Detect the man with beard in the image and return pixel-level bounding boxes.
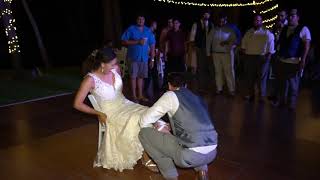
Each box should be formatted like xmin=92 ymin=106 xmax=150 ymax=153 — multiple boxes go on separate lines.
xmin=276 ymin=9 xmax=311 ymax=110
xmin=121 ymin=15 xmax=156 ymax=102
xmin=190 ymin=10 xmax=214 ymax=92
xmin=241 ymin=14 xmax=275 ymax=102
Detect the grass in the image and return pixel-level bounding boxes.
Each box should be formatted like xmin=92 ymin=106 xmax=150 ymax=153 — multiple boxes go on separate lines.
xmin=0 ymin=66 xmax=198 ymax=106
xmin=0 ymin=67 xmax=82 ymax=106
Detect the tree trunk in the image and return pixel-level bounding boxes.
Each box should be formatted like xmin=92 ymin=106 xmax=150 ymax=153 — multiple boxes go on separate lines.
xmin=21 ymin=0 xmax=50 ymax=69
xmin=102 ymin=0 xmax=122 ymax=48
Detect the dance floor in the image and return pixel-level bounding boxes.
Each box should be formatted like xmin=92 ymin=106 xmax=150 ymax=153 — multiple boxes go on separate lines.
xmin=1 ymin=84 xmax=320 ymax=180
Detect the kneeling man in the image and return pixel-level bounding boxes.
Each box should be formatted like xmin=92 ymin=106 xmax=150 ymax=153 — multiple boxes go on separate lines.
xmin=139 ymin=72 xmax=218 ymax=180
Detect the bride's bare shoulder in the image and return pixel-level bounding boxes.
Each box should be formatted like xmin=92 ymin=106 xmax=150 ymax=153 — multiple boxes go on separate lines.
xmin=81 ymin=74 xmax=95 ymax=87
xmin=114 ymin=64 xmax=121 ymax=75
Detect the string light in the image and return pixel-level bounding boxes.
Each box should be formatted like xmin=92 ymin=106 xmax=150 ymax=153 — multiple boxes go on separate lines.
xmin=1 ymin=8 xmax=12 ymax=15
xmin=259 ymin=4 xmax=278 ymax=14
xmin=253 ymin=4 xmax=278 ymax=14
xmin=153 ymin=0 xmax=274 ymax=7
xmin=0 ymin=0 xmax=20 ymax=53
xmin=155 ymin=0 xmax=279 ymax=31
xmin=262 ymin=15 xmax=277 ymax=23
xmin=265 ymin=23 xmax=275 ymax=29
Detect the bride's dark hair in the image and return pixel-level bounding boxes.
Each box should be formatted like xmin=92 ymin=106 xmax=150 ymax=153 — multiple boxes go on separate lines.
xmin=82 ymin=47 xmax=116 ymax=74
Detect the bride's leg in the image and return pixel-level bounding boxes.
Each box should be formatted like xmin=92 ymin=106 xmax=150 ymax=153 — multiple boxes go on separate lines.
xmin=142 ymin=151 xmax=159 ymax=173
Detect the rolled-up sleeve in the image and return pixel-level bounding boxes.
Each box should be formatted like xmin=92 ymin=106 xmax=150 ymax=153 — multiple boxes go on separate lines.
xmin=189 ymin=23 xmax=197 ymax=41
xmin=121 ymin=27 xmax=131 ymax=41
xmin=140 ymin=92 xmax=176 ymax=128
xmin=266 ymin=31 xmax=275 ymax=54
xmin=300 ymin=26 xmax=312 ymax=41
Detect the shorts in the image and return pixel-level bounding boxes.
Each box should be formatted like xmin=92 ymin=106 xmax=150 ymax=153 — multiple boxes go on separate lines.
xmin=129 ymin=61 xmax=148 ymax=78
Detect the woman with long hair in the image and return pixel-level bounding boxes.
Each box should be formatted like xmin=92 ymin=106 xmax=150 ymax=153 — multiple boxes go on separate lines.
xmin=73 ymin=47 xmax=158 ymax=172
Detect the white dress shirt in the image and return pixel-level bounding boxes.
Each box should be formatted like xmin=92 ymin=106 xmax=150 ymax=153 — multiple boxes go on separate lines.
xmin=206 ymin=26 xmax=236 ymax=55
xmin=241 ymin=27 xmax=275 ymax=55
xmin=140 ymin=90 xmax=217 ymax=154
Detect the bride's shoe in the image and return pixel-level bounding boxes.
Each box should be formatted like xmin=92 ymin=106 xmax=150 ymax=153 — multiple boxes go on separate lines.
xmin=141 ymin=158 xmax=159 ymax=173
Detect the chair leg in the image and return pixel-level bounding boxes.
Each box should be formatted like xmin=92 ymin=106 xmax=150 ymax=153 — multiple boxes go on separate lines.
xmin=98 ymin=124 xmax=103 ymax=149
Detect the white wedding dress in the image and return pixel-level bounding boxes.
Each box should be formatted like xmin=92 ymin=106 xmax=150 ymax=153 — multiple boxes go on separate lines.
xmin=87 ymin=69 xmax=147 ymax=172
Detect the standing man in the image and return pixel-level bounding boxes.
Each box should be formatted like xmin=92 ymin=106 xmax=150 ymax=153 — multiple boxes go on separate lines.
xmin=269 ymin=9 xmax=288 ymax=103
xmin=121 ymin=15 xmax=155 ymax=102
xmin=190 ymin=10 xmax=214 ymax=92
xmin=241 ymin=14 xmax=275 ymax=102
xmin=163 ymin=18 xmax=187 ymax=86
xmin=274 ymin=10 xmax=288 ymax=44
xmin=207 ymin=13 xmax=236 ymax=96
xmin=226 ymin=18 xmax=242 ymax=87
xmin=139 ymin=72 xmax=218 ymax=180
xmin=276 ymin=9 xmax=311 ymax=110
xmin=159 ymin=18 xmax=173 ymax=56
xmin=145 ymin=20 xmax=159 ymax=99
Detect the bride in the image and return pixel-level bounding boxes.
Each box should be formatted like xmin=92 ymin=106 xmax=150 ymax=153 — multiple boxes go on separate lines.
xmin=73 ymin=47 xmax=160 ymax=172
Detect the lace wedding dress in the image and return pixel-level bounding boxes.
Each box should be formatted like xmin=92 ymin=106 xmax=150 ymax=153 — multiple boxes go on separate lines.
xmin=87 ymin=69 xmax=148 ymax=172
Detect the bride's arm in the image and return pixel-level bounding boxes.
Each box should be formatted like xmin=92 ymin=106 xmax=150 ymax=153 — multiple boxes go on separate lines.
xmin=73 ymin=76 xmax=107 ymax=124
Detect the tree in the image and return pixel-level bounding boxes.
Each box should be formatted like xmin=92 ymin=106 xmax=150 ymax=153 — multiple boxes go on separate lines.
xmin=21 ymin=0 xmax=50 ymax=69
xmin=0 ymin=0 xmax=22 ymax=72
xmin=102 ymin=0 xmax=122 ymax=47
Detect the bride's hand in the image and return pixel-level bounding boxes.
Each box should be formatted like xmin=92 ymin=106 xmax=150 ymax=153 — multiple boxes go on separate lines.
xmin=159 ymin=126 xmax=171 ymax=134
xmin=159 ymin=125 xmax=171 ymax=134
xmin=154 ymin=121 xmax=171 ymax=134
xmin=98 ymin=112 xmax=107 ymax=125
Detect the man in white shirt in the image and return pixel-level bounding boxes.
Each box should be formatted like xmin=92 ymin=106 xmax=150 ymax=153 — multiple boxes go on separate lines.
xmin=276 ymin=9 xmax=311 ymax=110
xmin=207 ymin=13 xmax=237 ymax=95
xmin=241 ymin=14 xmax=275 ymax=102
xmin=139 ymin=73 xmax=218 ymax=180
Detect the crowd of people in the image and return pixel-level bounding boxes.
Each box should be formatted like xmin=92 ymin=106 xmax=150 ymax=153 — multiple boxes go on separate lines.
xmin=119 ymin=8 xmax=311 ymax=111
xmin=72 ymin=7 xmax=311 ymax=180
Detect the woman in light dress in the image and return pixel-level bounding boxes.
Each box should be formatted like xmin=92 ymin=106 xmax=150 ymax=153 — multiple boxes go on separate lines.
xmin=73 ymin=47 xmax=159 ymax=172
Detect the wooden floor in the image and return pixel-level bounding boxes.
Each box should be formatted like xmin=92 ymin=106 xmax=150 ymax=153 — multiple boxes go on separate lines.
xmin=1 ymin=83 xmax=320 ymax=180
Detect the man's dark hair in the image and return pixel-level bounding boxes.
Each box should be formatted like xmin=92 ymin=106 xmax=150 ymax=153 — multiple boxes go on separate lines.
xmin=290 ymin=8 xmax=300 ymax=17
xmin=278 ymin=9 xmax=288 ymax=15
xmin=168 ymin=72 xmax=186 ymax=88
xmin=135 ymin=13 xmax=146 ymax=19
xmin=172 ymin=17 xmax=181 ymax=23
xmin=201 ymin=9 xmax=211 ymax=15
xmin=254 ymin=13 xmax=263 ymax=19
xmin=218 ymin=12 xmax=227 ymax=19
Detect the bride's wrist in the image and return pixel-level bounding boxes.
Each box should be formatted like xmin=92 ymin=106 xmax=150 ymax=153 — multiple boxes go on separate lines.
xmin=96 ymin=111 xmax=104 ymax=116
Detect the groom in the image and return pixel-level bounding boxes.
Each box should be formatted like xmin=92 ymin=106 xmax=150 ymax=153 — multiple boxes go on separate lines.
xmin=139 ymin=73 xmax=218 ymax=180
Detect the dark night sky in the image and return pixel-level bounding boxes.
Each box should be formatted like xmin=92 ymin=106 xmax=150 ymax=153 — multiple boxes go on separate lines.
xmin=0 ymin=0 xmax=318 ymax=69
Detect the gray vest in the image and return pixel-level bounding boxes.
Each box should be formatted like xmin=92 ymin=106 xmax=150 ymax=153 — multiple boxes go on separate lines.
xmin=170 ymin=88 xmax=218 ymax=148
